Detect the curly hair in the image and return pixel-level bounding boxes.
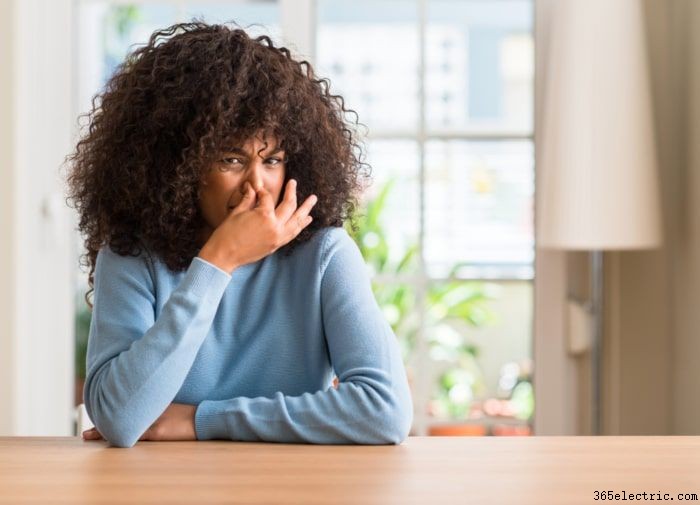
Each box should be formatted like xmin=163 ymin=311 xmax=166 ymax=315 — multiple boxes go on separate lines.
xmin=65 ymin=21 xmax=370 ymax=307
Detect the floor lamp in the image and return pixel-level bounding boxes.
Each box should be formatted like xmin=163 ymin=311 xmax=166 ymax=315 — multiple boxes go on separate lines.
xmin=537 ymin=0 xmax=663 ymax=434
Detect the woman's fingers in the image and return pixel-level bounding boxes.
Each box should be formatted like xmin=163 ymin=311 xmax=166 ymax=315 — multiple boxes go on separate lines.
xmin=215 ymin=181 xmax=316 ymax=265
xmin=294 ymin=194 xmax=318 ymax=221
xmin=286 ymin=194 xmax=317 ymax=235
xmin=274 ymin=179 xmax=298 ymax=221
xmin=230 ymin=181 xmax=256 ymax=216
xmin=255 ymin=186 xmax=275 ymax=212
xmin=82 ymin=428 xmax=104 ymax=440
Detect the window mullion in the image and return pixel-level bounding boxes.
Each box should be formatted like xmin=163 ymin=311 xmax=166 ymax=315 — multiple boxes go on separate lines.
xmin=412 ymin=0 xmax=429 ymax=438
xmin=280 ymin=0 xmax=316 ymax=64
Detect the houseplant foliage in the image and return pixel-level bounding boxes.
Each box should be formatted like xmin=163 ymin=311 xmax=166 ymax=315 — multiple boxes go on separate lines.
xmin=345 ymin=178 xmax=497 ymax=420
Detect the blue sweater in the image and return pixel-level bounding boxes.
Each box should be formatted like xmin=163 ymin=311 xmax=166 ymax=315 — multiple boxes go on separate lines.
xmin=83 ymin=226 xmax=413 ymax=448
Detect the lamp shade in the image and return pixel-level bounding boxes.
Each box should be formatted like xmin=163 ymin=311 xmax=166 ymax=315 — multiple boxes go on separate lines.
xmin=537 ymin=0 xmax=662 ymax=250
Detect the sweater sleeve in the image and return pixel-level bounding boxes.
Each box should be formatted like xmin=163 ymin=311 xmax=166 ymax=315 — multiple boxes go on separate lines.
xmin=83 ymin=247 xmax=232 ymax=448
xmin=194 ymin=228 xmax=414 ymax=444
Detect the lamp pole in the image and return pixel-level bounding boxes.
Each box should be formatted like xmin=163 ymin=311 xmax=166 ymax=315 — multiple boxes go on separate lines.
xmin=590 ymin=250 xmax=604 ymax=435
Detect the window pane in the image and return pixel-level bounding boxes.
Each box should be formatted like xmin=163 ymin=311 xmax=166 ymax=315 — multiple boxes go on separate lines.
xmin=77 ymin=3 xmax=280 ymax=116
xmin=360 ymin=140 xmax=421 ymax=273
xmin=184 ymin=2 xmax=280 ymax=42
xmin=426 ymin=0 xmax=533 ymax=133
xmin=77 ymin=3 xmax=179 ymax=114
xmin=317 ymin=0 xmax=419 ymax=134
xmin=425 ymin=279 xmax=533 ymax=433
xmin=424 ymin=140 xmax=534 ymax=279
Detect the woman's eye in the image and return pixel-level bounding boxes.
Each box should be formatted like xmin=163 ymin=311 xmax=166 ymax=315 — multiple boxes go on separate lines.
xmin=218 ymin=157 xmax=244 ymax=171
xmin=265 ymin=157 xmax=284 ymax=166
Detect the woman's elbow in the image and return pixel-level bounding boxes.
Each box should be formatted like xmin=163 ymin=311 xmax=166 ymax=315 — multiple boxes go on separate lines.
xmin=368 ymin=394 xmax=413 ymax=445
xmin=104 ymin=430 xmax=139 ymax=448
xmin=91 ymin=413 xmax=141 ymax=448
xmin=85 ymin=400 xmax=141 ymax=448
xmin=384 ymin=403 xmax=413 ymax=444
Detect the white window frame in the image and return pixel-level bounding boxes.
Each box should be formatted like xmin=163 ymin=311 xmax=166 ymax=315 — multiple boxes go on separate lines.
xmin=312 ymin=0 xmax=539 ymax=434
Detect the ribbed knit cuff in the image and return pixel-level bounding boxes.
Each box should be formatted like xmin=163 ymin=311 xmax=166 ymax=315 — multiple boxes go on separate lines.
xmin=195 ymin=400 xmax=229 ymax=440
xmin=184 ymin=257 xmax=232 ymax=300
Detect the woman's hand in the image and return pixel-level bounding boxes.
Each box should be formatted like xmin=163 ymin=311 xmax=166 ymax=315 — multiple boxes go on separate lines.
xmin=82 ymin=403 xmax=197 ymax=442
xmin=198 ymin=179 xmax=318 ymax=274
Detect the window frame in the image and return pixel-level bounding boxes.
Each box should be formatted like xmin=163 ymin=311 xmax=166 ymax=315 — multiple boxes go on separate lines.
xmin=314 ymin=0 xmax=536 ymax=434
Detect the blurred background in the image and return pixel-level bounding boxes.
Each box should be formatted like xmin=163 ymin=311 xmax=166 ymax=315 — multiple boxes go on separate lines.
xmin=0 ymin=0 xmax=697 ymax=438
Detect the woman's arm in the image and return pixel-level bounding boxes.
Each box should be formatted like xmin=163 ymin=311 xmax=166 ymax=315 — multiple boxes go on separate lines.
xmin=194 ymin=228 xmax=414 ymax=444
xmin=83 ymin=248 xmax=231 ymax=447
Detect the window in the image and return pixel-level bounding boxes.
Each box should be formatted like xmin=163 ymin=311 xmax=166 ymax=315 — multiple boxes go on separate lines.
xmin=317 ymin=0 xmax=534 ymax=435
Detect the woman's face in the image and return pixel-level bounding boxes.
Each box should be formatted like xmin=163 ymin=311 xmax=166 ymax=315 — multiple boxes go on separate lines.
xmin=198 ymin=132 xmax=286 ymax=243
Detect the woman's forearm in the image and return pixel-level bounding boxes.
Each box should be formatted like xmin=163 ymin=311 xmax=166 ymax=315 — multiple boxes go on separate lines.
xmin=84 ymin=251 xmax=231 ymax=448
xmin=194 ymin=345 xmax=412 ymax=444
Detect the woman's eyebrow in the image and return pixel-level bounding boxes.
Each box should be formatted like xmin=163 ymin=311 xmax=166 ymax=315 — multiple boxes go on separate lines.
xmin=255 ymin=146 xmax=285 ymax=157
xmin=265 ymin=147 xmax=285 ymax=155
xmin=222 ymin=147 xmax=285 ymax=156
xmin=222 ymin=147 xmax=247 ymax=155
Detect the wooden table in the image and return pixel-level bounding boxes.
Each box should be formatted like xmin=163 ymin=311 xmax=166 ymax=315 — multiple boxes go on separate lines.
xmin=1 ymin=436 xmax=699 ymax=504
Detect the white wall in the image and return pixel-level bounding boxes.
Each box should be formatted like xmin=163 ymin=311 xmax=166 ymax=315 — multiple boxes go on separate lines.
xmin=0 ymin=0 xmax=18 ymax=436
xmin=533 ymin=0 xmax=700 ymax=437
xmin=671 ymin=0 xmax=700 ymax=434
xmin=0 ymin=0 xmax=75 ymax=436
xmin=604 ymin=0 xmax=700 ymax=435
xmin=533 ymin=0 xmax=580 ymax=435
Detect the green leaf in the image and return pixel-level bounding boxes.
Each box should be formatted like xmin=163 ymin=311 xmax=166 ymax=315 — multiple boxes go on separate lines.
xmin=396 ymin=243 xmax=418 ymax=274
xmin=365 ymin=179 xmax=395 ymax=228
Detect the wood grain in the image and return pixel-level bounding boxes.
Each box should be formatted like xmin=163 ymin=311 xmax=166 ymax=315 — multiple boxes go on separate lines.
xmin=0 ymin=436 xmax=698 ymax=504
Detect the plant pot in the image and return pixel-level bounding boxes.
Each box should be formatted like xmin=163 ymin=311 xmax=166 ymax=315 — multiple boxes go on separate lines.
xmin=428 ymin=423 xmax=487 ymax=436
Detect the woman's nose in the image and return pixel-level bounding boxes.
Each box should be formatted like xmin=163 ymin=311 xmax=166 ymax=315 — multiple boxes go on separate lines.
xmin=245 ymin=161 xmax=264 ymax=191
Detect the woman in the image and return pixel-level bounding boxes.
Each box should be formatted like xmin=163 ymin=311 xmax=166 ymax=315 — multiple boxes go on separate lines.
xmin=66 ymin=22 xmax=413 ymax=448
